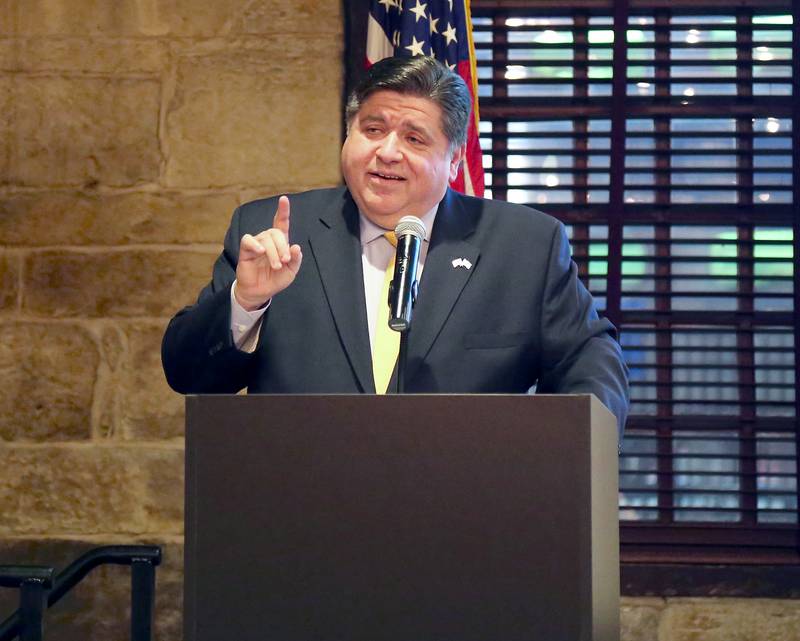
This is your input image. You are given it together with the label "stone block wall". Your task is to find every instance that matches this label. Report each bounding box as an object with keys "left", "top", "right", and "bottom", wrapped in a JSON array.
[
  {"left": 1, "top": 2, "right": 798, "bottom": 640},
  {"left": 622, "top": 597, "right": 800, "bottom": 641},
  {"left": 1, "top": 1, "right": 341, "bottom": 638}
]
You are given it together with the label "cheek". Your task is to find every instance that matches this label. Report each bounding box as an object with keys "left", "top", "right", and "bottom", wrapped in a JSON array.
[
  {"left": 423, "top": 158, "right": 455, "bottom": 184},
  {"left": 341, "top": 144, "right": 360, "bottom": 179},
  {"left": 345, "top": 142, "right": 371, "bottom": 170}
]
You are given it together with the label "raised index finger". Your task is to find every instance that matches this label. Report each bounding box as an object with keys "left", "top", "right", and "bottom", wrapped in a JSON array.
[{"left": 273, "top": 195, "right": 291, "bottom": 237}]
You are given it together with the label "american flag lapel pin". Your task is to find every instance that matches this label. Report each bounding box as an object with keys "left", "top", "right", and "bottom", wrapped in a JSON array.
[{"left": 451, "top": 258, "right": 472, "bottom": 270}]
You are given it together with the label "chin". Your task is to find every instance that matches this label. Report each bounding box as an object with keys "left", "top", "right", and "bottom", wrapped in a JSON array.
[{"left": 363, "top": 200, "right": 402, "bottom": 219}]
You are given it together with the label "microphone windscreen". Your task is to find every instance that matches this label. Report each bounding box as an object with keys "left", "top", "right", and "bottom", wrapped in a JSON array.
[{"left": 394, "top": 216, "right": 426, "bottom": 241}]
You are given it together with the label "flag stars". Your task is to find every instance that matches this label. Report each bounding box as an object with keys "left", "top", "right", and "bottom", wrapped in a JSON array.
[
  {"left": 429, "top": 15, "right": 440, "bottom": 35},
  {"left": 442, "top": 22, "right": 458, "bottom": 45},
  {"left": 405, "top": 35, "right": 427, "bottom": 56},
  {"left": 409, "top": 0, "right": 427, "bottom": 22},
  {"left": 378, "top": 0, "right": 395, "bottom": 11}
]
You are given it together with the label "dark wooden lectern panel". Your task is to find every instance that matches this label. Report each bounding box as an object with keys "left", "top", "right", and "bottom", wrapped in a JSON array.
[{"left": 185, "top": 394, "right": 619, "bottom": 641}]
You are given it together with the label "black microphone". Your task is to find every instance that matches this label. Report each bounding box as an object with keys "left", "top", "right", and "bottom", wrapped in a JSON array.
[{"left": 388, "top": 216, "right": 427, "bottom": 332}]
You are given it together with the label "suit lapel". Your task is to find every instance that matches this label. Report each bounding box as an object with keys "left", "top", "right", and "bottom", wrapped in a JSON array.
[
  {"left": 308, "top": 192, "right": 375, "bottom": 392},
  {"left": 404, "top": 189, "right": 480, "bottom": 381}
]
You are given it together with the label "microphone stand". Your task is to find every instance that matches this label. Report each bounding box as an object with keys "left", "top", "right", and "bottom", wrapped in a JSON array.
[
  {"left": 396, "top": 330, "right": 410, "bottom": 394},
  {"left": 395, "top": 275, "right": 419, "bottom": 394}
]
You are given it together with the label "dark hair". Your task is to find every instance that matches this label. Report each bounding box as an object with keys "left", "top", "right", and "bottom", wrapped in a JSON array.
[{"left": 345, "top": 56, "right": 471, "bottom": 149}]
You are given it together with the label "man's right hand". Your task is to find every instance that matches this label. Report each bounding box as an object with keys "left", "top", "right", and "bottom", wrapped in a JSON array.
[{"left": 234, "top": 196, "right": 303, "bottom": 311}]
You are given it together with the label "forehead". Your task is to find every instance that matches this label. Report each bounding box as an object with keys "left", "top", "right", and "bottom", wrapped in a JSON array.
[{"left": 356, "top": 90, "right": 445, "bottom": 133}]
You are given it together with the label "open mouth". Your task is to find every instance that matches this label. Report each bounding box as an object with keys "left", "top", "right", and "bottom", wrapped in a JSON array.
[{"left": 370, "top": 171, "right": 406, "bottom": 181}]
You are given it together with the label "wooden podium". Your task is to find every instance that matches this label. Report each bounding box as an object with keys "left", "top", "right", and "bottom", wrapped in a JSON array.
[{"left": 184, "top": 394, "right": 619, "bottom": 641}]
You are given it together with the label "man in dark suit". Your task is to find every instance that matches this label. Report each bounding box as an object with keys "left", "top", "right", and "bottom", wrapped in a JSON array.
[{"left": 161, "top": 56, "right": 629, "bottom": 434}]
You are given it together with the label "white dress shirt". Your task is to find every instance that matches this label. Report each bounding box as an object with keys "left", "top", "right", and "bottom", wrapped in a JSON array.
[{"left": 230, "top": 206, "right": 437, "bottom": 353}]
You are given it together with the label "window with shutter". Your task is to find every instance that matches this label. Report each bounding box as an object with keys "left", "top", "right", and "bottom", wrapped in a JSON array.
[{"left": 471, "top": 0, "right": 798, "bottom": 564}]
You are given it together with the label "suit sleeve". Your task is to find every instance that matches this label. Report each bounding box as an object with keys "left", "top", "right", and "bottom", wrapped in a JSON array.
[
  {"left": 161, "top": 206, "right": 258, "bottom": 394},
  {"left": 534, "top": 222, "right": 630, "bottom": 438}
]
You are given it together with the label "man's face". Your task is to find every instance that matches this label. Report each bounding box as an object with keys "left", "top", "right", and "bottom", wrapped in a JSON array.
[{"left": 341, "top": 90, "right": 465, "bottom": 229}]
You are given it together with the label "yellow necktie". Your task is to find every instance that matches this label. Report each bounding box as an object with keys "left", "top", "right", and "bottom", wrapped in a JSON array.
[{"left": 372, "top": 232, "right": 399, "bottom": 394}]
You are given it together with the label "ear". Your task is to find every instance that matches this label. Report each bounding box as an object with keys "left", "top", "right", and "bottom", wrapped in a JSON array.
[{"left": 448, "top": 144, "right": 466, "bottom": 182}]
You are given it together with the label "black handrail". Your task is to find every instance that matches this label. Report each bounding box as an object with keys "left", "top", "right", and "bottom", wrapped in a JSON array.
[
  {"left": 0, "top": 568, "right": 54, "bottom": 641},
  {"left": 0, "top": 545, "right": 161, "bottom": 641}
]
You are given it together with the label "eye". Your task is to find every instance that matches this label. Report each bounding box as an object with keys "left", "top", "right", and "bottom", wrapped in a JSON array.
[{"left": 407, "top": 134, "right": 425, "bottom": 145}]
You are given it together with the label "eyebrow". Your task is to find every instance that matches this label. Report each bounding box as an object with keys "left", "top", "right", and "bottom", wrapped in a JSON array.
[
  {"left": 360, "top": 115, "right": 387, "bottom": 126},
  {"left": 359, "top": 114, "right": 434, "bottom": 139}
]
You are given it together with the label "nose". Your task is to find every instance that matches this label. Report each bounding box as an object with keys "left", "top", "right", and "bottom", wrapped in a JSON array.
[{"left": 376, "top": 132, "right": 402, "bottom": 163}]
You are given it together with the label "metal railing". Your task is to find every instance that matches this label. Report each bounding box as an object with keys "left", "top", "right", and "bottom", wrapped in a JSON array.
[{"left": 0, "top": 545, "right": 161, "bottom": 641}]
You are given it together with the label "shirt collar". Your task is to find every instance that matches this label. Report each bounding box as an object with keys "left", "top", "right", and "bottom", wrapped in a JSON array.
[{"left": 359, "top": 204, "right": 439, "bottom": 246}]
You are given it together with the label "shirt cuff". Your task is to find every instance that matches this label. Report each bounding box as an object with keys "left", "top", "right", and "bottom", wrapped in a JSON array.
[{"left": 230, "top": 281, "right": 269, "bottom": 352}]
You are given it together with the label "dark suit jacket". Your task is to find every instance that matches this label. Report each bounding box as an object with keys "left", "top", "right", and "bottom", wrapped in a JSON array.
[{"left": 162, "top": 187, "right": 629, "bottom": 432}]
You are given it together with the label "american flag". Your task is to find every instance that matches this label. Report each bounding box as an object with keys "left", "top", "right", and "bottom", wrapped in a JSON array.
[{"left": 367, "top": 0, "right": 485, "bottom": 197}]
